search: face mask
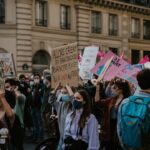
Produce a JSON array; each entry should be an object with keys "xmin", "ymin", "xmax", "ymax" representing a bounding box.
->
[
  {"xmin": 73, "ymin": 99, "xmax": 83, "ymax": 110},
  {"xmin": 43, "ymin": 79, "xmax": 50, "ymax": 88},
  {"xmin": 5, "ymin": 90, "xmax": 16, "ymax": 109},
  {"xmin": 34, "ymin": 79, "xmax": 40, "ymax": 84},
  {"xmin": 61, "ymin": 94, "xmax": 70, "ymax": 102},
  {"xmin": 30, "ymin": 81, "xmax": 34, "ymax": 87},
  {"xmin": 111, "ymin": 90, "xmax": 118, "ymax": 97}
]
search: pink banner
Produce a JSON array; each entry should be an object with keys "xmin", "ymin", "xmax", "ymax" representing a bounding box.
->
[{"xmin": 92, "ymin": 51, "xmax": 140, "ymax": 83}]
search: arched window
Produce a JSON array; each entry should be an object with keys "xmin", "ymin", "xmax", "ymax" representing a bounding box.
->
[
  {"xmin": 32, "ymin": 50, "xmax": 51, "ymax": 74},
  {"xmin": 0, "ymin": 48, "xmax": 7, "ymax": 53},
  {"xmin": 0, "ymin": 0, "xmax": 5, "ymax": 23}
]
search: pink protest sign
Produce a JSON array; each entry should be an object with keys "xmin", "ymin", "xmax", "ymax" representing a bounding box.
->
[{"xmin": 92, "ymin": 51, "xmax": 140, "ymax": 81}]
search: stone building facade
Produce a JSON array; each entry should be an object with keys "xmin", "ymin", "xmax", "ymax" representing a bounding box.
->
[{"xmin": 0, "ymin": 0, "xmax": 150, "ymax": 74}]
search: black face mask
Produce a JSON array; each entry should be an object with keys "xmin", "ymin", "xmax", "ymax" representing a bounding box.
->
[{"xmin": 5, "ymin": 90, "xmax": 16, "ymax": 109}]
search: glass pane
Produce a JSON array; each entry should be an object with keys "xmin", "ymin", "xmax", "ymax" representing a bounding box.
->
[
  {"xmin": 131, "ymin": 50, "xmax": 140, "ymax": 64},
  {"xmin": 32, "ymin": 50, "xmax": 50, "ymax": 65},
  {"xmin": 131, "ymin": 18, "xmax": 140, "ymax": 38},
  {"xmin": 35, "ymin": 1, "xmax": 47, "ymax": 26},
  {"xmin": 91, "ymin": 11, "xmax": 101, "ymax": 33},
  {"xmin": 60, "ymin": 5, "xmax": 71, "ymax": 29},
  {"xmin": 109, "ymin": 14, "xmax": 118, "ymax": 35},
  {"xmin": 143, "ymin": 20, "xmax": 150, "ymax": 39},
  {"xmin": 0, "ymin": 0, "xmax": 5, "ymax": 23}
]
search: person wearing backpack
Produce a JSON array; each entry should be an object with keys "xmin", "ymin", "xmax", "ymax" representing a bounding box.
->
[{"xmin": 117, "ymin": 69, "xmax": 150, "ymax": 150}]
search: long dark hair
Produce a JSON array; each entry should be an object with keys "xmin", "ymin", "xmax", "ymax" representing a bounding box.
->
[{"xmin": 71, "ymin": 89, "xmax": 91, "ymax": 129}]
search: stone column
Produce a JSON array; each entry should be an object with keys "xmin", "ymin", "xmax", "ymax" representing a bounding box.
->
[
  {"xmin": 16, "ymin": 0, "xmax": 32, "ymax": 73},
  {"xmin": 121, "ymin": 13, "xmax": 130, "ymax": 60},
  {"xmin": 75, "ymin": 4, "xmax": 90, "ymax": 51}
]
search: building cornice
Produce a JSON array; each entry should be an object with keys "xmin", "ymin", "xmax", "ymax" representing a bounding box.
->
[
  {"xmin": 75, "ymin": 0, "xmax": 150, "ymax": 15},
  {"xmin": 0, "ymin": 24, "xmax": 17, "ymax": 29},
  {"xmin": 129, "ymin": 38, "xmax": 150, "ymax": 45},
  {"xmin": 90, "ymin": 33, "xmax": 122, "ymax": 41},
  {"xmin": 32, "ymin": 26, "xmax": 77, "ymax": 36}
]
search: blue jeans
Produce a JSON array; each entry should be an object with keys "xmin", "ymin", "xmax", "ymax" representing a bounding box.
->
[
  {"xmin": 30, "ymin": 107, "xmax": 44, "ymax": 139},
  {"xmin": 57, "ymin": 137, "xmax": 63, "ymax": 150}
]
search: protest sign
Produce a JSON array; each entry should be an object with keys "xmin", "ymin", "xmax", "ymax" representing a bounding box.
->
[
  {"xmin": 0, "ymin": 53, "xmax": 16, "ymax": 78},
  {"xmin": 97, "ymin": 56, "xmax": 114, "ymax": 81},
  {"xmin": 51, "ymin": 43, "xmax": 79, "ymax": 88},
  {"xmin": 92, "ymin": 51, "xmax": 140, "ymax": 84},
  {"xmin": 79, "ymin": 46, "xmax": 99, "ymax": 80}
]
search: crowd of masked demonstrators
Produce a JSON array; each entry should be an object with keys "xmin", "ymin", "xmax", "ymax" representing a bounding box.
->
[{"xmin": 0, "ymin": 68, "xmax": 150, "ymax": 150}]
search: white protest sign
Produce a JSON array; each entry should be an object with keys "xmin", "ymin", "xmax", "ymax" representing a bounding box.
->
[
  {"xmin": 0, "ymin": 53, "xmax": 16, "ymax": 78},
  {"xmin": 79, "ymin": 46, "xmax": 99, "ymax": 80}
]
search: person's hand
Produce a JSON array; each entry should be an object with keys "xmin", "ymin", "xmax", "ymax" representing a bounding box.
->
[
  {"xmin": 65, "ymin": 83, "xmax": 74, "ymax": 96},
  {"xmin": 54, "ymin": 82, "xmax": 62, "ymax": 93},
  {"xmin": 0, "ymin": 90, "xmax": 5, "ymax": 100}
]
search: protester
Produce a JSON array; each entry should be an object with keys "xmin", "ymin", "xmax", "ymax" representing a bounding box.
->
[
  {"xmin": 41, "ymin": 75, "xmax": 53, "ymax": 134},
  {"xmin": 117, "ymin": 68, "xmax": 150, "ymax": 150},
  {"xmin": 4, "ymin": 78, "xmax": 24, "ymax": 150},
  {"xmin": 0, "ymin": 89, "xmax": 14, "ymax": 150},
  {"xmin": 93, "ymin": 77, "xmax": 131, "ymax": 150},
  {"xmin": 13, "ymin": 80, "xmax": 26, "ymax": 131},
  {"xmin": 49, "ymin": 83, "xmax": 73, "ymax": 150},
  {"xmin": 30, "ymin": 73, "xmax": 44, "ymax": 143},
  {"xmin": 63, "ymin": 89, "xmax": 100, "ymax": 150}
]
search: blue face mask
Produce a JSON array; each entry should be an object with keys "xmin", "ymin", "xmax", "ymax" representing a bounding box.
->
[
  {"xmin": 73, "ymin": 100, "xmax": 83, "ymax": 109},
  {"xmin": 61, "ymin": 95, "xmax": 70, "ymax": 102}
]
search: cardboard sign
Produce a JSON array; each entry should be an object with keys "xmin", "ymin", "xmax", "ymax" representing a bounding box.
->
[
  {"xmin": 92, "ymin": 51, "xmax": 140, "ymax": 83},
  {"xmin": 0, "ymin": 53, "xmax": 16, "ymax": 78},
  {"xmin": 79, "ymin": 46, "xmax": 99, "ymax": 80},
  {"xmin": 51, "ymin": 43, "xmax": 79, "ymax": 88}
]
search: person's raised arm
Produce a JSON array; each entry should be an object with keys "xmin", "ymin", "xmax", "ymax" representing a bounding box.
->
[{"xmin": 65, "ymin": 84, "xmax": 74, "ymax": 96}]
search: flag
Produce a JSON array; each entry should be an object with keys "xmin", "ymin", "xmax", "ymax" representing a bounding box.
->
[
  {"xmin": 120, "ymin": 51, "xmax": 124, "ymax": 59},
  {"xmin": 97, "ymin": 50, "xmax": 105, "ymax": 58},
  {"xmin": 139, "ymin": 55, "xmax": 149, "ymax": 64}
]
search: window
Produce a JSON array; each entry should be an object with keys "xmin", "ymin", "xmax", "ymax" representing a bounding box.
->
[
  {"xmin": 32, "ymin": 50, "xmax": 50, "ymax": 75},
  {"xmin": 143, "ymin": 20, "xmax": 150, "ymax": 40},
  {"xmin": 131, "ymin": 50, "xmax": 140, "ymax": 64},
  {"xmin": 131, "ymin": 18, "xmax": 140, "ymax": 38},
  {"xmin": 35, "ymin": 0, "xmax": 47, "ymax": 27},
  {"xmin": 0, "ymin": 0, "xmax": 5, "ymax": 23},
  {"xmin": 109, "ymin": 14, "xmax": 118, "ymax": 36},
  {"xmin": 60, "ymin": 5, "xmax": 71, "ymax": 30},
  {"xmin": 91, "ymin": 11, "xmax": 101, "ymax": 34},
  {"xmin": 109, "ymin": 48, "xmax": 118, "ymax": 55}
]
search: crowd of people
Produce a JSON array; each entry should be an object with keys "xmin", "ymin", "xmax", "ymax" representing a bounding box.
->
[{"xmin": 0, "ymin": 68, "xmax": 150, "ymax": 150}]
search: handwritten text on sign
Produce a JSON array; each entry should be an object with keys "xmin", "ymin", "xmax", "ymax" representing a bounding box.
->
[{"xmin": 52, "ymin": 43, "xmax": 78, "ymax": 87}]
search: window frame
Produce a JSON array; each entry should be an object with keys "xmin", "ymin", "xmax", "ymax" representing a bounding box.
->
[
  {"xmin": 108, "ymin": 13, "xmax": 118, "ymax": 36},
  {"xmin": 143, "ymin": 20, "xmax": 150, "ymax": 40},
  {"xmin": 60, "ymin": 4, "xmax": 71, "ymax": 30},
  {"xmin": 131, "ymin": 17, "xmax": 140, "ymax": 39},
  {"xmin": 91, "ymin": 11, "xmax": 102, "ymax": 34},
  {"xmin": 35, "ymin": 0, "xmax": 48, "ymax": 27}
]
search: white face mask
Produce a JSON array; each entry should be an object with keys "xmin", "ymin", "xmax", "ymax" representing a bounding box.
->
[
  {"xmin": 30, "ymin": 81, "xmax": 34, "ymax": 86},
  {"xmin": 34, "ymin": 79, "xmax": 40, "ymax": 84}
]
